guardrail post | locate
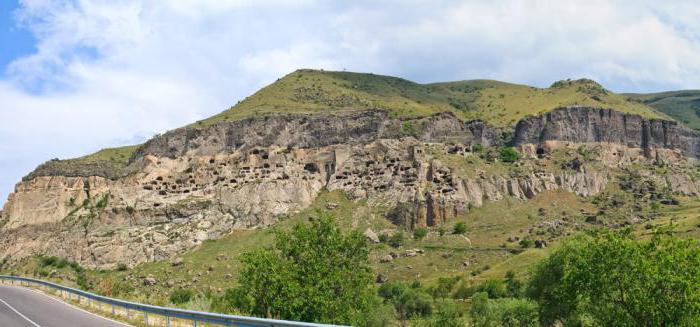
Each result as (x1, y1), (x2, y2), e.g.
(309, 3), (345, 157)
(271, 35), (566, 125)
(166, 315), (170, 327)
(193, 320), (197, 327)
(144, 312), (149, 325)
(112, 304), (115, 316)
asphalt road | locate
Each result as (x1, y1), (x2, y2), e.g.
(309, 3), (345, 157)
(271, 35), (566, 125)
(0, 285), (129, 327)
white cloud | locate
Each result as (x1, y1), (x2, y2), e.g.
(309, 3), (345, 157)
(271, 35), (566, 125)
(2, 0), (700, 201)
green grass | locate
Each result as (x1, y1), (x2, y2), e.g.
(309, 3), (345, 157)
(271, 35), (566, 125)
(75, 145), (141, 165)
(198, 70), (667, 128)
(625, 90), (700, 131)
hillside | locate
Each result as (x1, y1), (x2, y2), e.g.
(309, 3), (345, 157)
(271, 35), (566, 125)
(201, 70), (666, 127)
(47, 70), (670, 169)
(626, 90), (700, 131)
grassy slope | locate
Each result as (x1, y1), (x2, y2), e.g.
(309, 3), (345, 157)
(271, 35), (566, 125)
(200, 70), (666, 127)
(58, 70), (668, 167)
(626, 90), (700, 131)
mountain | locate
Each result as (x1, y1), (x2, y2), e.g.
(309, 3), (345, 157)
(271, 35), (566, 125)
(2, 70), (700, 311)
(625, 90), (700, 131)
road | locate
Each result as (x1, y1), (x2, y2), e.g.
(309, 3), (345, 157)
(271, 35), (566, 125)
(0, 285), (129, 327)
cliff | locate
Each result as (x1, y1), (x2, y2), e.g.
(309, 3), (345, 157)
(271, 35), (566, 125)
(2, 106), (700, 268)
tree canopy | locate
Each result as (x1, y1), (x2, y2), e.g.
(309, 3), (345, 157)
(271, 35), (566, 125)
(527, 229), (700, 326)
(230, 213), (375, 324)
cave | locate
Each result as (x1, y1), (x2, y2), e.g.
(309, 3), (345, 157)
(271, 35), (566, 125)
(303, 163), (319, 173)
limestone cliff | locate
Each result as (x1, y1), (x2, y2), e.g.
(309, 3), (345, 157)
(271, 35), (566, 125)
(2, 106), (700, 268)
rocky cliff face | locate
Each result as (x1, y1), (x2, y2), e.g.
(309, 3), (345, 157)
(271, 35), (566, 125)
(513, 106), (700, 158)
(2, 106), (700, 268)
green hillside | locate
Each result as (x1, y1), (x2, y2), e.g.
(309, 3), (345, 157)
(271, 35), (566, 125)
(50, 70), (671, 169)
(626, 90), (700, 131)
(199, 69), (667, 127)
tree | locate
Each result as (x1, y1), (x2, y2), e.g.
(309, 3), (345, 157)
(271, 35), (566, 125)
(528, 229), (700, 326)
(498, 147), (520, 163)
(230, 213), (375, 324)
(413, 227), (428, 240)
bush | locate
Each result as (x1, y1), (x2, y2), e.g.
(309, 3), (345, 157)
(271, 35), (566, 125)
(379, 282), (432, 321)
(471, 144), (484, 152)
(422, 299), (465, 327)
(452, 222), (467, 235)
(396, 288), (433, 319)
(475, 279), (508, 299)
(470, 292), (539, 327)
(519, 238), (534, 248)
(499, 147), (520, 163)
(389, 231), (405, 248)
(378, 233), (389, 243)
(438, 226), (446, 236)
(116, 263), (128, 271)
(170, 288), (194, 305)
(413, 228), (428, 240)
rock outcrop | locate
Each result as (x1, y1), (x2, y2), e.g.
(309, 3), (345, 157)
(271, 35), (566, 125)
(2, 106), (700, 268)
(513, 106), (700, 158)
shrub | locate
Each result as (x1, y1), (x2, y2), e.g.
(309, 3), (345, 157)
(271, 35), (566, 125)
(116, 263), (128, 271)
(519, 238), (534, 248)
(470, 292), (539, 327)
(475, 279), (508, 299)
(499, 147), (521, 163)
(471, 144), (484, 152)
(438, 226), (446, 236)
(389, 231), (405, 248)
(170, 289), (194, 305)
(413, 228), (428, 240)
(396, 288), (433, 319)
(378, 233), (390, 243)
(422, 299), (465, 327)
(452, 222), (467, 235)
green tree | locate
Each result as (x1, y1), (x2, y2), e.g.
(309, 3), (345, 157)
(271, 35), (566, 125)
(528, 229), (700, 326)
(498, 147), (520, 163)
(230, 213), (374, 324)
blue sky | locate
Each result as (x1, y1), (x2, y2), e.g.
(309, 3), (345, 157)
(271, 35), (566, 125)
(1, 0), (700, 203)
(0, 1), (34, 72)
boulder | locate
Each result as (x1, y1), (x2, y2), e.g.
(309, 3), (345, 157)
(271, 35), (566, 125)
(143, 277), (157, 286)
(363, 228), (380, 243)
(379, 255), (394, 263)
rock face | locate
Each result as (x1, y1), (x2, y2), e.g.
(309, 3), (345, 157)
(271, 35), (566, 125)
(2, 106), (700, 268)
(513, 106), (700, 158)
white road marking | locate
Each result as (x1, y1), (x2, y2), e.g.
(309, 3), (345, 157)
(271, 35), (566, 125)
(20, 287), (132, 327)
(0, 297), (41, 327)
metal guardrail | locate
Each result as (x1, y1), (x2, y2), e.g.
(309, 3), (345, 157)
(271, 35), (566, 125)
(0, 275), (343, 327)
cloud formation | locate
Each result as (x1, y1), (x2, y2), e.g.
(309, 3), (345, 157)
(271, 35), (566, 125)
(2, 0), (700, 201)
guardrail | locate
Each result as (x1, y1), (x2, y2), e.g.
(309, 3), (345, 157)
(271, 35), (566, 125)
(0, 275), (342, 327)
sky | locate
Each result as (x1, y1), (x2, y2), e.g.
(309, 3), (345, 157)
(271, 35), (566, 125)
(1, 0), (700, 203)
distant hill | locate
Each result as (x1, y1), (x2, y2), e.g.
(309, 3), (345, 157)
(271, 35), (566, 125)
(625, 90), (700, 131)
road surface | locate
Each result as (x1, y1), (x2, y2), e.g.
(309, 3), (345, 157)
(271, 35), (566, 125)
(0, 285), (128, 326)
